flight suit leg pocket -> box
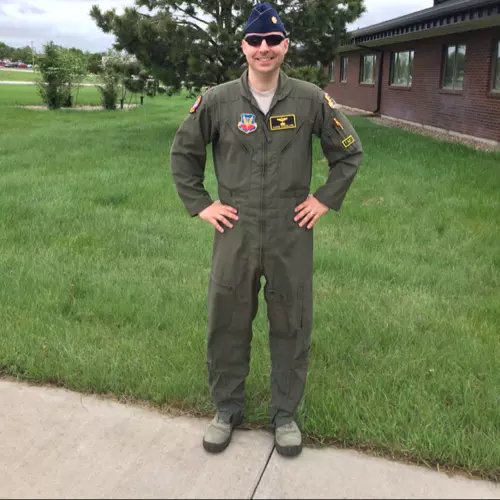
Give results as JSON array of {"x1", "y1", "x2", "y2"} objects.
[
  {"x1": 265, "y1": 287, "x2": 291, "y2": 338},
  {"x1": 208, "y1": 278, "x2": 236, "y2": 332},
  {"x1": 209, "y1": 252, "x2": 252, "y2": 334}
]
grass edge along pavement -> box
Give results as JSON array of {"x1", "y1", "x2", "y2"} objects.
[
  {"x1": 1, "y1": 92, "x2": 499, "y2": 483},
  {"x1": 0, "y1": 373, "x2": 495, "y2": 485}
]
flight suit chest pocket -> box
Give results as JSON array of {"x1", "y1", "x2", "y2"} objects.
[
  {"x1": 213, "y1": 120, "x2": 255, "y2": 193},
  {"x1": 274, "y1": 118, "x2": 312, "y2": 194}
]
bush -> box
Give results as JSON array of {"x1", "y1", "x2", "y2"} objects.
[
  {"x1": 283, "y1": 64, "x2": 330, "y2": 90},
  {"x1": 35, "y1": 42, "x2": 70, "y2": 110},
  {"x1": 35, "y1": 41, "x2": 88, "y2": 109},
  {"x1": 96, "y1": 49, "x2": 129, "y2": 110},
  {"x1": 97, "y1": 83, "x2": 119, "y2": 110}
]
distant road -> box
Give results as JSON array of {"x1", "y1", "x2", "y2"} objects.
[{"x1": 0, "y1": 68, "x2": 34, "y2": 72}]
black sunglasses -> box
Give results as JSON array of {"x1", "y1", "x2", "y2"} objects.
[{"x1": 244, "y1": 34, "x2": 285, "y2": 47}]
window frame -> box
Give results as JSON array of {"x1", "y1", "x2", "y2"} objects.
[
  {"x1": 360, "y1": 54, "x2": 376, "y2": 85},
  {"x1": 442, "y1": 43, "x2": 466, "y2": 91},
  {"x1": 390, "y1": 50, "x2": 414, "y2": 87},
  {"x1": 340, "y1": 56, "x2": 348, "y2": 83},
  {"x1": 492, "y1": 40, "x2": 500, "y2": 92},
  {"x1": 329, "y1": 60, "x2": 335, "y2": 83}
]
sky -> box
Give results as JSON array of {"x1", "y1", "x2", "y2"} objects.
[{"x1": 0, "y1": 0, "x2": 432, "y2": 53}]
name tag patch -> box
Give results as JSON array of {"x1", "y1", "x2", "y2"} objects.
[{"x1": 270, "y1": 114, "x2": 296, "y2": 131}]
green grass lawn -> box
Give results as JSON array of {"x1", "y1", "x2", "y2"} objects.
[
  {"x1": 0, "y1": 69, "x2": 100, "y2": 84},
  {"x1": 0, "y1": 83, "x2": 143, "y2": 107},
  {"x1": 1, "y1": 85, "x2": 500, "y2": 480}
]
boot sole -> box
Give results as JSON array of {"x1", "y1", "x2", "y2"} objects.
[
  {"x1": 275, "y1": 442, "x2": 303, "y2": 457},
  {"x1": 203, "y1": 438, "x2": 231, "y2": 454},
  {"x1": 203, "y1": 415, "x2": 243, "y2": 454}
]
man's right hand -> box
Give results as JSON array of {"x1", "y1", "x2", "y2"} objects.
[{"x1": 199, "y1": 201, "x2": 238, "y2": 233}]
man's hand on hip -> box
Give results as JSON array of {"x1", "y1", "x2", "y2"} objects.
[
  {"x1": 199, "y1": 201, "x2": 238, "y2": 233},
  {"x1": 294, "y1": 195, "x2": 329, "y2": 229}
]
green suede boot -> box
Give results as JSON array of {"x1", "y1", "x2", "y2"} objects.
[
  {"x1": 275, "y1": 421, "x2": 303, "y2": 457},
  {"x1": 203, "y1": 412, "x2": 243, "y2": 453}
]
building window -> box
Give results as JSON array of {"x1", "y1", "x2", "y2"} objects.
[
  {"x1": 443, "y1": 44, "x2": 466, "y2": 90},
  {"x1": 493, "y1": 41, "x2": 500, "y2": 91},
  {"x1": 360, "y1": 54, "x2": 376, "y2": 84},
  {"x1": 329, "y1": 60, "x2": 335, "y2": 82},
  {"x1": 390, "y1": 50, "x2": 414, "y2": 87},
  {"x1": 340, "y1": 56, "x2": 348, "y2": 82}
]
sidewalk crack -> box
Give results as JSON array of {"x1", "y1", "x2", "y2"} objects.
[{"x1": 250, "y1": 444, "x2": 275, "y2": 499}]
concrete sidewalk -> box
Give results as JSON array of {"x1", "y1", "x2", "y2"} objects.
[{"x1": 1, "y1": 379, "x2": 499, "y2": 499}]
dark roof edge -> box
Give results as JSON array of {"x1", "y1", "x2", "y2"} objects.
[{"x1": 347, "y1": 0, "x2": 499, "y2": 38}]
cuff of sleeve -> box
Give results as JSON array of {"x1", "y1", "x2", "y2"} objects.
[
  {"x1": 313, "y1": 188, "x2": 342, "y2": 212},
  {"x1": 188, "y1": 196, "x2": 213, "y2": 217}
]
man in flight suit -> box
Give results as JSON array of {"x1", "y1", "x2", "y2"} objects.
[{"x1": 170, "y1": 2, "x2": 363, "y2": 457}]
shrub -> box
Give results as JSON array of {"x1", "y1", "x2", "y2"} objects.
[
  {"x1": 35, "y1": 41, "x2": 88, "y2": 109},
  {"x1": 35, "y1": 42, "x2": 70, "y2": 110},
  {"x1": 284, "y1": 64, "x2": 330, "y2": 89}
]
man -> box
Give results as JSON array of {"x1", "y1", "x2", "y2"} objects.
[{"x1": 170, "y1": 2, "x2": 363, "y2": 457}]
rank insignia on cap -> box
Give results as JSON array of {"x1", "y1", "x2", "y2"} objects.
[
  {"x1": 324, "y1": 93, "x2": 337, "y2": 109},
  {"x1": 270, "y1": 114, "x2": 296, "y2": 131},
  {"x1": 190, "y1": 95, "x2": 202, "y2": 113},
  {"x1": 238, "y1": 113, "x2": 258, "y2": 134},
  {"x1": 342, "y1": 135, "x2": 355, "y2": 148},
  {"x1": 272, "y1": 16, "x2": 277, "y2": 23}
]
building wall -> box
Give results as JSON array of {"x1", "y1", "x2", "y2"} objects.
[{"x1": 326, "y1": 27, "x2": 500, "y2": 142}]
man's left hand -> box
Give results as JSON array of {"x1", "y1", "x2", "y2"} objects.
[{"x1": 294, "y1": 195, "x2": 329, "y2": 229}]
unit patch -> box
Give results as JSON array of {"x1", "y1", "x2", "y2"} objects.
[
  {"x1": 269, "y1": 114, "x2": 296, "y2": 131},
  {"x1": 324, "y1": 93, "x2": 337, "y2": 109},
  {"x1": 190, "y1": 95, "x2": 202, "y2": 113},
  {"x1": 238, "y1": 113, "x2": 258, "y2": 134},
  {"x1": 342, "y1": 135, "x2": 356, "y2": 148}
]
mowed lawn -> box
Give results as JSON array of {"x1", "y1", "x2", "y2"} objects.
[
  {"x1": 0, "y1": 68, "x2": 100, "y2": 84},
  {"x1": 0, "y1": 83, "x2": 107, "y2": 107},
  {"x1": 1, "y1": 84, "x2": 500, "y2": 480}
]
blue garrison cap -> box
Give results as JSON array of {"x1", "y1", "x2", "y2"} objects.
[{"x1": 244, "y1": 2, "x2": 287, "y2": 36}]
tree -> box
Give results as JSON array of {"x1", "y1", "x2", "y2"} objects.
[
  {"x1": 61, "y1": 49, "x2": 89, "y2": 106},
  {"x1": 86, "y1": 52, "x2": 105, "y2": 74},
  {"x1": 96, "y1": 49, "x2": 150, "y2": 109},
  {"x1": 0, "y1": 42, "x2": 11, "y2": 60},
  {"x1": 0, "y1": 42, "x2": 33, "y2": 63},
  {"x1": 90, "y1": 0, "x2": 365, "y2": 89},
  {"x1": 35, "y1": 42, "x2": 72, "y2": 109},
  {"x1": 35, "y1": 41, "x2": 89, "y2": 109}
]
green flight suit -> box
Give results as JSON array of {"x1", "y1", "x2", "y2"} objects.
[{"x1": 170, "y1": 69, "x2": 363, "y2": 427}]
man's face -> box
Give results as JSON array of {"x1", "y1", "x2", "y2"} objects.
[{"x1": 242, "y1": 32, "x2": 289, "y2": 74}]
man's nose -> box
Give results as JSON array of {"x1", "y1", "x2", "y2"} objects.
[{"x1": 259, "y1": 39, "x2": 269, "y2": 50}]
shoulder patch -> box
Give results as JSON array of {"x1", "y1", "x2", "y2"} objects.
[
  {"x1": 342, "y1": 135, "x2": 356, "y2": 148},
  {"x1": 324, "y1": 93, "x2": 337, "y2": 109},
  {"x1": 190, "y1": 95, "x2": 202, "y2": 114}
]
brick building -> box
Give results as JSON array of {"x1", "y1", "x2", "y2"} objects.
[{"x1": 326, "y1": 0, "x2": 500, "y2": 143}]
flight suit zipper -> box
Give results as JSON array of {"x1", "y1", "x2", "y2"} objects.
[{"x1": 260, "y1": 127, "x2": 266, "y2": 272}]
